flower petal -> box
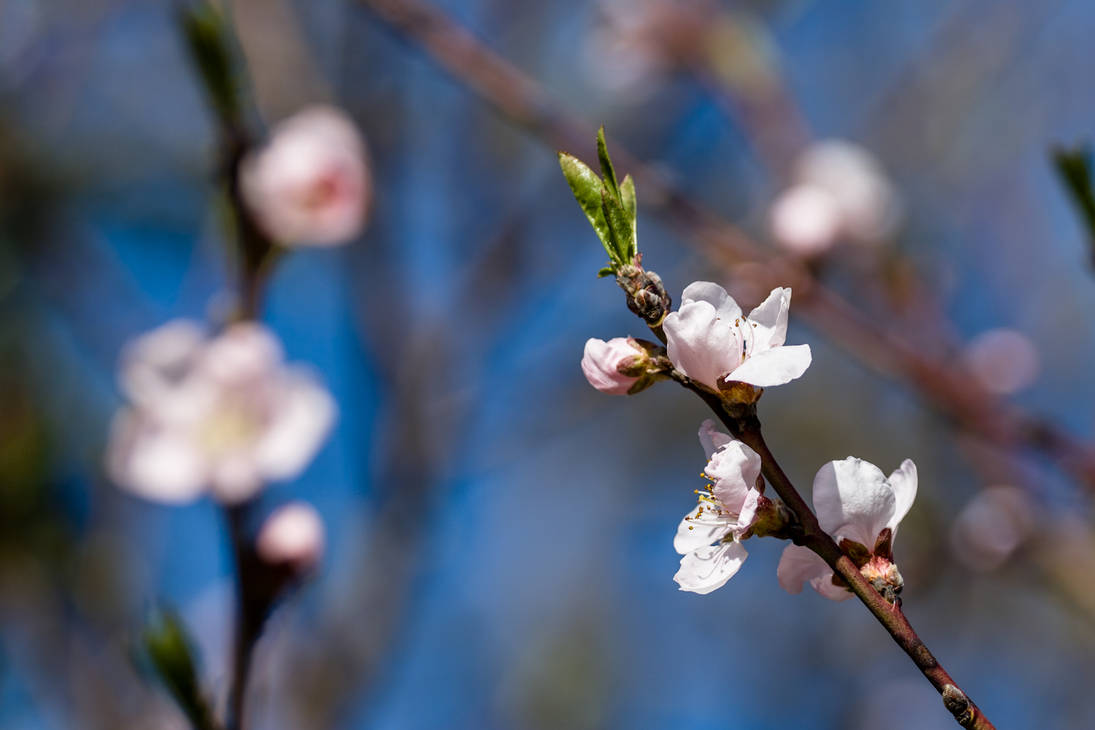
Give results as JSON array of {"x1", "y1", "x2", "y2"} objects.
[
  {"x1": 812, "y1": 457, "x2": 894, "y2": 548},
  {"x1": 707, "y1": 440, "x2": 762, "y2": 512},
  {"x1": 746, "y1": 287, "x2": 791, "y2": 350},
  {"x1": 776, "y1": 544, "x2": 830, "y2": 594},
  {"x1": 581, "y1": 338, "x2": 640, "y2": 395},
  {"x1": 664, "y1": 300, "x2": 739, "y2": 390},
  {"x1": 886, "y1": 459, "x2": 918, "y2": 536},
  {"x1": 811, "y1": 574, "x2": 855, "y2": 602},
  {"x1": 697, "y1": 419, "x2": 733, "y2": 460},
  {"x1": 736, "y1": 488, "x2": 761, "y2": 535},
  {"x1": 674, "y1": 541, "x2": 748, "y2": 595},
  {"x1": 680, "y1": 281, "x2": 742, "y2": 321},
  {"x1": 256, "y1": 371, "x2": 337, "y2": 482},
  {"x1": 107, "y1": 412, "x2": 207, "y2": 504},
  {"x1": 673, "y1": 505, "x2": 733, "y2": 554},
  {"x1": 726, "y1": 344, "x2": 812, "y2": 387}
]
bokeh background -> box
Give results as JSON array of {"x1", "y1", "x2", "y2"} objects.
[{"x1": 3, "y1": 0, "x2": 1095, "y2": 728}]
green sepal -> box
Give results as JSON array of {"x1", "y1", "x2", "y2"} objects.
[{"x1": 597, "y1": 266, "x2": 615, "y2": 278}]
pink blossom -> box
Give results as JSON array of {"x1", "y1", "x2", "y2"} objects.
[
  {"x1": 581, "y1": 337, "x2": 645, "y2": 395},
  {"x1": 241, "y1": 105, "x2": 371, "y2": 246},
  {"x1": 673, "y1": 420, "x2": 763, "y2": 594},
  {"x1": 257, "y1": 501, "x2": 325, "y2": 573},
  {"x1": 793, "y1": 140, "x2": 900, "y2": 243},
  {"x1": 777, "y1": 457, "x2": 917, "y2": 601},
  {"x1": 962, "y1": 328, "x2": 1040, "y2": 396},
  {"x1": 662, "y1": 282, "x2": 811, "y2": 391},
  {"x1": 107, "y1": 320, "x2": 336, "y2": 504},
  {"x1": 769, "y1": 184, "x2": 843, "y2": 255}
]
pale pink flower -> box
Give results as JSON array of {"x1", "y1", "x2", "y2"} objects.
[
  {"x1": 778, "y1": 457, "x2": 917, "y2": 601},
  {"x1": 950, "y1": 486, "x2": 1036, "y2": 572},
  {"x1": 241, "y1": 105, "x2": 370, "y2": 246},
  {"x1": 107, "y1": 320, "x2": 336, "y2": 504},
  {"x1": 257, "y1": 501, "x2": 325, "y2": 573},
  {"x1": 791, "y1": 140, "x2": 900, "y2": 244},
  {"x1": 673, "y1": 420, "x2": 763, "y2": 594},
  {"x1": 962, "y1": 329, "x2": 1040, "y2": 396},
  {"x1": 769, "y1": 184, "x2": 843, "y2": 255},
  {"x1": 662, "y1": 282, "x2": 811, "y2": 391},
  {"x1": 580, "y1": 337, "x2": 647, "y2": 395}
]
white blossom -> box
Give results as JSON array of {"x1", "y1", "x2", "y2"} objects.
[
  {"x1": 662, "y1": 282, "x2": 811, "y2": 391},
  {"x1": 580, "y1": 337, "x2": 645, "y2": 394},
  {"x1": 107, "y1": 320, "x2": 335, "y2": 504},
  {"x1": 673, "y1": 420, "x2": 763, "y2": 594},
  {"x1": 777, "y1": 457, "x2": 917, "y2": 601}
]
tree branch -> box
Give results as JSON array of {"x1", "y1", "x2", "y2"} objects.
[{"x1": 354, "y1": 0, "x2": 1095, "y2": 495}]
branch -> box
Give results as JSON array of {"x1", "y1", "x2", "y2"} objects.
[
  {"x1": 354, "y1": 0, "x2": 1095, "y2": 494},
  {"x1": 680, "y1": 381, "x2": 994, "y2": 729}
]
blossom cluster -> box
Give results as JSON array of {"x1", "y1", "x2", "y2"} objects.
[{"x1": 582, "y1": 279, "x2": 918, "y2": 600}]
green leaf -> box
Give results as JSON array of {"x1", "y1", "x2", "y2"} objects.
[
  {"x1": 179, "y1": 2, "x2": 241, "y2": 127},
  {"x1": 1053, "y1": 144, "x2": 1095, "y2": 266},
  {"x1": 559, "y1": 152, "x2": 617, "y2": 263},
  {"x1": 619, "y1": 174, "x2": 637, "y2": 255},
  {"x1": 597, "y1": 266, "x2": 615, "y2": 277},
  {"x1": 601, "y1": 190, "x2": 634, "y2": 264},
  {"x1": 596, "y1": 127, "x2": 620, "y2": 199},
  {"x1": 141, "y1": 609, "x2": 218, "y2": 730}
]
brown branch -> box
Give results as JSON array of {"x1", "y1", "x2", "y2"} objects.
[
  {"x1": 681, "y1": 382, "x2": 994, "y2": 729},
  {"x1": 354, "y1": 0, "x2": 1095, "y2": 494}
]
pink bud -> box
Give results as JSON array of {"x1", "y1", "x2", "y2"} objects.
[
  {"x1": 580, "y1": 337, "x2": 644, "y2": 395},
  {"x1": 962, "y1": 328, "x2": 1039, "y2": 395},
  {"x1": 256, "y1": 501, "x2": 325, "y2": 573},
  {"x1": 240, "y1": 105, "x2": 371, "y2": 246},
  {"x1": 769, "y1": 184, "x2": 842, "y2": 255}
]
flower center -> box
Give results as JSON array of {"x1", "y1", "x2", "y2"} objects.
[{"x1": 197, "y1": 399, "x2": 265, "y2": 457}]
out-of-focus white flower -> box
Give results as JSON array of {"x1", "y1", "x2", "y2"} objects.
[
  {"x1": 107, "y1": 320, "x2": 336, "y2": 504},
  {"x1": 768, "y1": 184, "x2": 843, "y2": 256},
  {"x1": 770, "y1": 139, "x2": 900, "y2": 253},
  {"x1": 778, "y1": 457, "x2": 917, "y2": 601},
  {"x1": 962, "y1": 328, "x2": 1040, "y2": 396},
  {"x1": 674, "y1": 420, "x2": 763, "y2": 594},
  {"x1": 256, "y1": 501, "x2": 325, "y2": 573},
  {"x1": 241, "y1": 105, "x2": 370, "y2": 246},
  {"x1": 950, "y1": 486, "x2": 1036, "y2": 572},
  {"x1": 580, "y1": 337, "x2": 646, "y2": 395},
  {"x1": 663, "y1": 282, "x2": 811, "y2": 392}
]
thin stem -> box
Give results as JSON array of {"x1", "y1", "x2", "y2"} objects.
[
  {"x1": 686, "y1": 385, "x2": 995, "y2": 729},
  {"x1": 224, "y1": 504, "x2": 256, "y2": 730}
]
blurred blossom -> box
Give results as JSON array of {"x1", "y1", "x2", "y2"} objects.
[
  {"x1": 257, "y1": 501, "x2": 325, "y2": 573},
  {"x1": 950, "y1": 486, "x2": 1037, "y2": 572},
  {"x1": 768, "y1": 184, "x2": 843, "y2": 255},
  {"x1": 580, "y1": 337, "x2": 643, "y2": 395},
  {"x1": 673, "y1": 420, "x2": 762, "y2": 594},
  {"x1": 663, "y1": 282, "x2": 811, "y2": 391},
  {"x1": 771, "y1": 139, "x2": 901, "y2": 251},
  {"x1": 585, "y1": 0, "x2": 712, "y2": 98},
  {"x1": 241, "y1": 105, "x2": 371, "y2": 246},
  {"x1": 779, "y1": 458, "x2": 917, "y2": 601},
  {"x1": 962, "y1": 328, "x2": 1040, "y2": 395},
  {"x1": 107, "y1": 320, "x2": 335, "y2": 504}
]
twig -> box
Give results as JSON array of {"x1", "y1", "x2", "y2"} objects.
[
  {"x1": 354, "y1": 0, "x2": 1095, "y2": 494},
  {"x1": 681, "y1": 382, "x2": 994, "y2": 729}
]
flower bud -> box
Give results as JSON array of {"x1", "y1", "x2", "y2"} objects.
[
  {"x1": 256, "y1": 501, "x2": 325, "y2": 575},
  {"x1": 769, "y1": 184, "x2": 842, "y2": 255},
  {"x1": 616, "y1": 263, "x2": 671, "y2": 327},
  {"x1": 581, "y1": 337, "x2": 647, "y2": 395},
  {"x1": 240, "y1": 105, "x2": 371, "y2": 246}
]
